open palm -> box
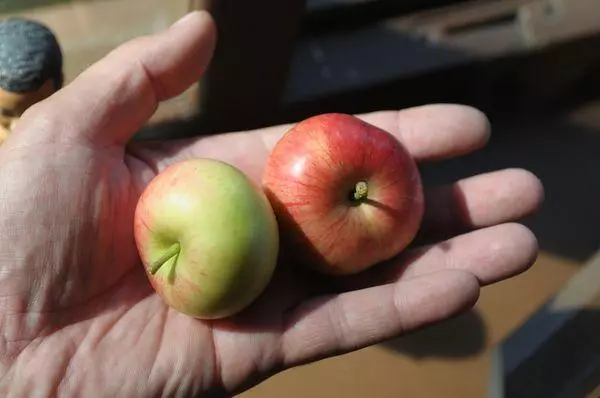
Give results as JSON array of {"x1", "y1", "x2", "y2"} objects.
[{"x1": 0, "y1": 12, "x2": 543, "y2": 397}]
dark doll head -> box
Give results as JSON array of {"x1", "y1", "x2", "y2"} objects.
[
  {"x1": 0, "y1": 17, "x2": 63, "y2": 94},
  {"x1": 0, "y1": 17, "x2": 63, "y2": 141}
]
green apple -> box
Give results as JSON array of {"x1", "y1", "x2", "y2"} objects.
[{"x1": 133, "y1": 158, "x2": 279, "y2": 319}]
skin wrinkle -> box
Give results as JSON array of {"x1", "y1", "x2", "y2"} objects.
[
  {"x1": 82, "y1": 60, "x2": 155, "y2": 148},
  {"x1": 125, "y1": 147, "x2": 163, "y2": 179},
  {"x1": 133, "y1": 55, "x2": 165, "y2": 106},
  {"x1": 7, "y1": 263, "x2": 140, "y2": 379},
  {"x1": 145, "y1": 304, "x2": 168, "y2": 392},
  {"x1": 329, "y1": 295, "x2": 353, "y2": 351},
  {"x1": 283, "y1": 296, "x2": 336, "y2": 363},
  {"x1": 0, "y1": 160, "x2": 70, "y2": 346},
  {"x1": 208, "y1": 322, "x2": 224, "y2": 395},
  {"x1": 3, "y1": 329, "x2": 64, "y2": 396},
  {"x1": 0, "y1": 148, "x2": 142, "y2": 394},
  {"x1": 391, "y1": 280, "x2": 422, "y2": 336},
  {"x1": 54, "y1": 212, "x2": 89, "y2": 312},
  {"x1": 43, "y1": 157, "x2": 90, "y2": 310},
  {"x1": 99, "y1": 309, "x2": 153, "y2": 395},
  {"x1": 166, "y1": 317, "x2": 212, "y2": 397},
  {"x1": 0, "y1": 313, "x2": 37, "y2": 365},
  {"x1": 100, "y1": 59, "x2": 159, "y2": 147},
  {"x1": 54, "y1": 333, "x2": 80, "y2": 397},
  {"x1": 122, "y1": 153, "x2": 156, "y2": 194},
  {"x1": 257, "y1": 332, "x2": 285, "y2": 382},
  {"x1": 50, "y1": 325, "x2": 103, "y2": 396},
  {"x1": 53, "y1": 292, "x2": 138, "y2": 396}
]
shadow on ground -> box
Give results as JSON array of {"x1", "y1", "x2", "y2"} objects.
[{"x1": 382, "y1": 308, "x2": 487, "y2": 358}]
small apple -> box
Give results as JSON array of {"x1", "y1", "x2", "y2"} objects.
[
  {"x1": 134, "y1": 158, "x2": 279, "y2": 319},
  {"x1": 262, "y1": 113, "x2": 424, "y2": 275}
]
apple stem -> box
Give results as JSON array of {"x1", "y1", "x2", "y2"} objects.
[
  {"x1": 353, "y1": 181, "x2": 369, "y2": 201},
  {"x1": 149, "y1": 242, "x2": 181, "y2": 275}
]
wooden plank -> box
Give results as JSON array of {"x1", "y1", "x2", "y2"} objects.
[
  {"x1": 301, "y1": 0, "x2": 473, "y2": 36},
  {"x1": 390, "y1": 0, "x2": 531, "y2": 34},
  {"x1": 489, "y1": 249, "x2": 600, "y2": 398},
  {"x1": 519, "y1": 0, "x2": 600, "y2": 48},
  {"x1": 282, "y1": 0, "x2": 600, "y2": 105},
  {"x1": 189, "y1": 0, "x2": 307, "y2": 133},
  {"x1": 282, "y1": 23, "x2": 476, "y2": 104},
  {"x1": 389, "y1": 0, "x2": 600, "y2": 51}
]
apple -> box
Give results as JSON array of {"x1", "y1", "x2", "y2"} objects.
[
  {"x1": 262, "y1": 113, "x2": 424, "y2": 275},
  {"x1": 134, "y1": 158, "x2": 279, "y2": 319}
]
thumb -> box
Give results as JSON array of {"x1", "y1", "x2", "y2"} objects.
[{"x1": 12, "y1": 11, "x2": 216, "y2": 148}]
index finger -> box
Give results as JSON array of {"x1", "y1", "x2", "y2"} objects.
[
  {"x1": 259, "y1": 104, "x2": 491, "y2": 162},
  {"x1": 134, "y1": 103, "x2": 492, "y2": 181}
]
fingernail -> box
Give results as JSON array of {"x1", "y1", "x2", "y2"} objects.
[{"x1": 171, "y1": 11, "x2": 197, "y2": 29}]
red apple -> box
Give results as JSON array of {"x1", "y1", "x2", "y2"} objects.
[{"x1": 262, "y1": 113, "x2": 424, "y2": 275}]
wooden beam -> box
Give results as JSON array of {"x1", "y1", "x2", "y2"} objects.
[
  {"x1": 189, "y1": 0, "x2": 307, "y2": 133},
  {"x1": 489, "y1": 250, "x2": 600, "y2": 397},
  {"x1": 302, "y1": 0, "x2": 473, "y2": 37},
  {"x1": 279, "y1": 0, "x2": 600, "y2": 114}
]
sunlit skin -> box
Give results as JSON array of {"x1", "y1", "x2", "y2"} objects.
[
  {"x1": 134, "y1": 158, "x2": 279, "y2": 319},
  {"x1": 0, "y1": 12, "x2": 545, "y2": 397},
  {"x1": 263, "y1": 113, "x2": 425, "y2": 275}
]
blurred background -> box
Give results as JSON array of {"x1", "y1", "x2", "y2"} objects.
[{"x1": 2, "y1": 0, "x2": 600, "y2": 397}]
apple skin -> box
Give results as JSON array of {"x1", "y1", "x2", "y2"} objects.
[
  {"x1": 262, "y1": 113, "x2": 424, "y2": 275},
  {"x1": 134, "y1": 158, "x2": 279, "y2": 319}
]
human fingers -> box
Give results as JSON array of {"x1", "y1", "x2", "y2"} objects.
[
  {"x1": 11, "y1": 11, "x2": 216, "y2": 148},
  {"x1": 416, "y1": 168, "x2": 544, "y2": 245},
  {"x1": 337, "y1": 223, "x2": 538, "y2": 292},
  {"x1": 280, "y1": 269, "x2": 479, "y2": 367},
  {"x1": 258, "y1": 103, "x2": 491, "y2": 162}
]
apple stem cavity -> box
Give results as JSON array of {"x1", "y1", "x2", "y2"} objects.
[
  {"x1": 149, "y1": 242, "x2": 181, "y2": 275},
  {"x1": 351, "y1": 181, "x2": 369, "y2": 202}
]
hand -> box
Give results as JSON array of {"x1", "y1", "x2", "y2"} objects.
[{"x1": 0, "y1": 11, "x2": 543, "y2": 397}]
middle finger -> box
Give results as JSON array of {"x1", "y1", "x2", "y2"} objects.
[
  {"x1": 335, "y1": 222, "x2": 538, "y2": 292},
  {"x1": 415, "y1": 168, "x2": 544, "y2": 246}
]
